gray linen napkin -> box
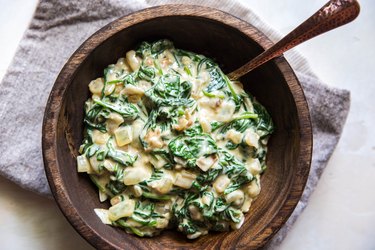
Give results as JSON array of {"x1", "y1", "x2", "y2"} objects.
[{"x1": 0, "y1": 0, "x2": 350, "y2": 248}]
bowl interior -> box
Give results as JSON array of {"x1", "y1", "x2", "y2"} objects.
[{"x1": 45, "y1": 7, "x2": 311, "y2": 249}]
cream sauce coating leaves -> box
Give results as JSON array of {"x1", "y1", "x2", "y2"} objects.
[{"x1": 78, "y1": 40, "x2": 274, "y2": 239}]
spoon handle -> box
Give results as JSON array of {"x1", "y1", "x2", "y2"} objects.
[{"x1": 228, "y1": 0, "x2": 360, "y2": 80}]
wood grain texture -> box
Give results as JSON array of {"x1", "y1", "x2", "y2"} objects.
[
  {"x1": 42, "y1": 5, "x2": 312, "y2": 250},
  {"x1": 228, "y1": 0, "x2": 360, "y2": 80}
]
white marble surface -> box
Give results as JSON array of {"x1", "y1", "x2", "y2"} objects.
[{"x1": 0, "y1": 0, "x2": 374, "y2": 249}]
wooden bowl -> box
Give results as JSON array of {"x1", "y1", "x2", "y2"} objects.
[{"x1": 42, "y1": 5, "x2": 312, "y2": 249}]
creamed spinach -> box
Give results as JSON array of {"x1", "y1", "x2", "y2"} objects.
[{"x1": 77, "y1": 40, "x2": 274, "y2": 239}]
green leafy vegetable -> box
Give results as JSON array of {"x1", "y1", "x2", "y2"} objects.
[
  {"x1": 253, "y1": 102, "x2": 274, "y2": 138},
  {"x1": 107, "y1": 139, "x2": 137, "y2": 166},
  {"x1": 168, "y1": 134, "x2": 217, "y2": 167},
  {"x1": 78, "y1": 39, "x2": 274, "y2": 239},
  {"x1": 142, "y1": 192, "x2": 171, "y2": 201},
  {"x1": 94, "y1": 98, "x2": 139, "y2": 120},
  {"x1": 84, "y1": 102, "x2": 110, "y2": 132},
  {"x1": 137, "y1": 65, "x2": 156, "y2": 81}
]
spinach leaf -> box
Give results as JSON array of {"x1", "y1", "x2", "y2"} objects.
[
  {"x1": 140, "y1": 73, "x2": 195, "y2": 148},
  {"x1": 83, "y1": 119, "x2": 107, "y2": 133},
  {"x1": 220, "y1": 150, "x2": 246, "y2": 177},
  {"x1": 150, "y1": 149, "x2": 174, "y2": 169},
  {"x1": 94, "y1": 97, "x2": 139, "y2": 120},
  {"x1": 214, "y1": 200, "x2": 243, "y2": 224},
  {"x1": 136, "y1": 39, "x2": 174, "y2": 58},
  {"x1": 225, "y1": 141, "x2": 240, "y2": 150},
  {"x1": 147, "y1": 169, "x2": 164, "y2": 182},
  {"x1": 107, "y1": 150, "x2": 136, "y2": 166},
  {"x1": 139, "y1": 107, "x2": 179, "y2": 150},
  {"x1": 223, "y1": 118, "x2": 252, "y2": 133},
  {"x1": 172, "y1": 193, "x2": 203, "y2": 234},
  {"x1": 184, "y1": 123, "x2": 203, "y2": 137},
  {"x1": 156, "y1": 74, "x2": 190, "y2": 99},
  {"x1": 137, "y1": 65, "x2": 156, "y2": 82},
  {"x1": 210, "y1": 121, "x2": 224, "y2": 132},
  {"x1": 225, "y1": 207, "x2": 243, "y2": 223},
  {"x1": 123, "y1": 72, "x2": 137, "y2": 85},
  {"x1": 84, "y1": 102, "x2": 110, "y2": 132},
  {"x1": 151, "y1": 39, "x2": 174, "y2": 55},
  {"x1": 198, "y1": 57, "x2": 238, "y2": 103},
  {"x1": 168, "y1": 134, "x2": 217, "y2": 162},
  {"x1": 115, "y1": 219, "x2": 145, "y2": 237},
  {"x1": 113, "y1": 164, "x2": 125, "y2": 180},
  {"x1": 218, "y1": 150, "x2": 253, "y2": 194},
  {"x1": 178, "y1": 219, "x2": 199, "y2": 235},
  {"x1": 79, "y1": 128, "x2": 94, "y2": 155},
  {"x1": 205, "y1": 67, "x2": 226, "y2": 93},
  {"x1": 144, "y1": 73, "x2": 194, "y2": 108},
  {"x1": 129, "y1": 200, "x2": 161, "y2": 226},
  {"x1": 197, "y1": 57, "x2": 215, "y2": 73},
  {"x1": 175, "y1": 49, "x2": 202, "y2": 62},
  {"x1": 219, "y1": 112, "x2": 257, "y2": 134},
  {"x1": 96, "y1": 148, "x2": 108, "y2": 161},
  {"x1": 200, "y1": 191, "x2": 215, "y2": 218},
  {"x1": 135, "y1": 41, "x2": 152, "y2": 58},
  {"x1": 107, "y1": 139, "x2": 137, "y2": 166},
  {"x1": 106, "y1": 179, "x2": 126, "y2": 195},
  {"x1": 196, "y1": 165, "x2": 222, "y2": 184},
  {"x1": 86, "y1": 144, "x2": 100, "y2": 158},
  {"x1": 142, "y1": 192, "x2": 171, "y2": 201},
  {"x1": 214, "y1": 197, "x2": 230, "y2": 213},
  {"x1": 253, "y1": 102, "x2": 274, "y2": 138}
]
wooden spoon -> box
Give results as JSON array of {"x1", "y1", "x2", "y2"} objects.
[{"x1": 228, "y1": 0, "x2": 360, "y2": 80}]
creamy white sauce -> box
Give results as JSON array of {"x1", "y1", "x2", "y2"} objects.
[{"x1": 77, "y1": 40, "x2": 273, "y2": 239}]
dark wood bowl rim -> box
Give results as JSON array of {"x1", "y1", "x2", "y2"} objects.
[{"x1": 42, "y1": 4, "x2": 312, "y2": 249}]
